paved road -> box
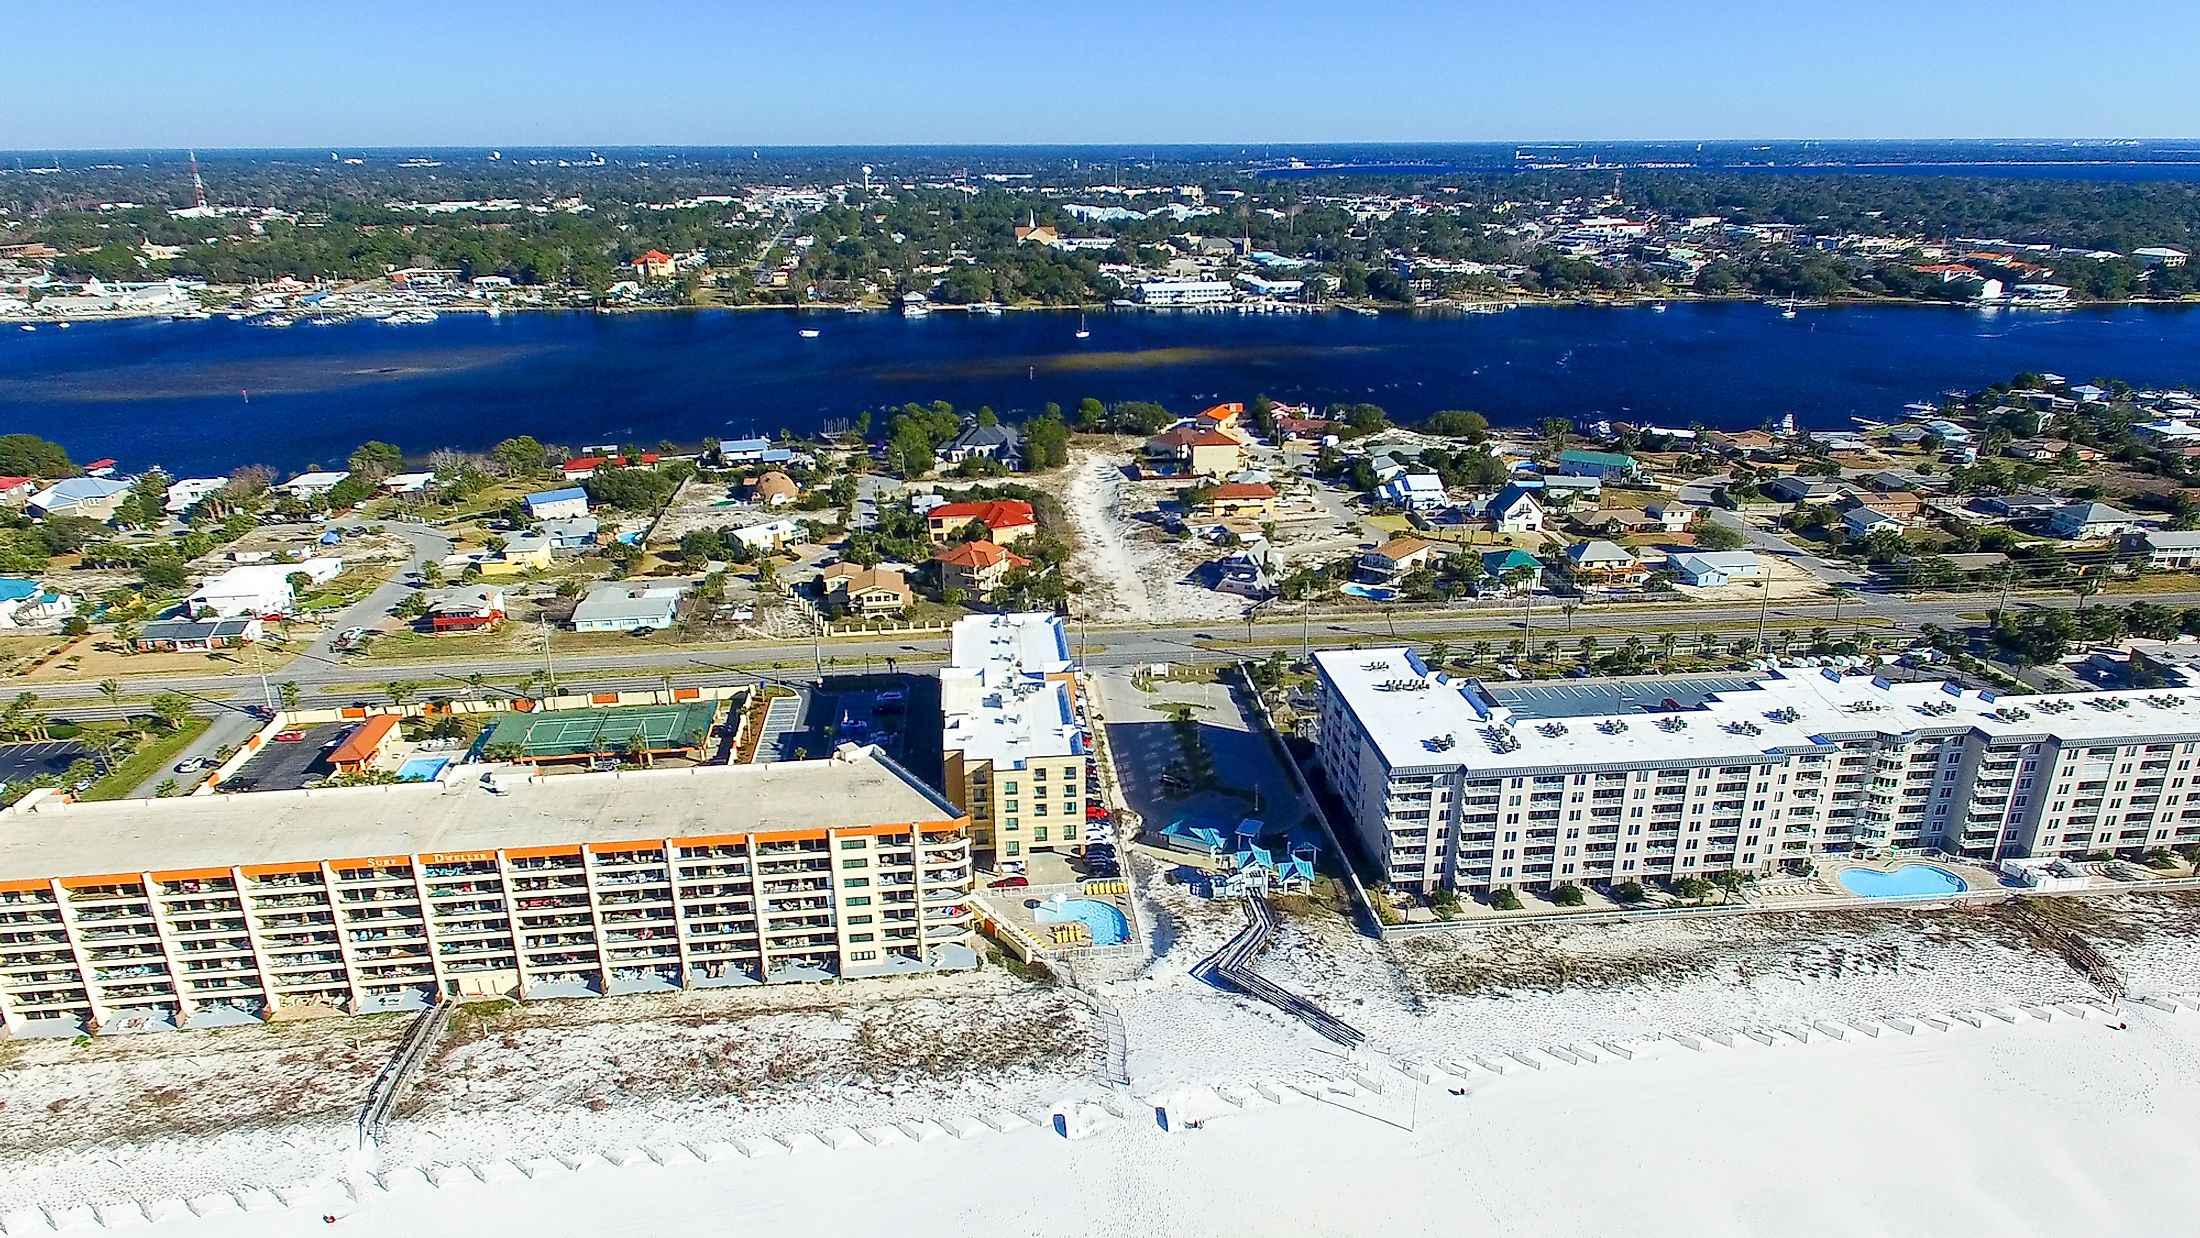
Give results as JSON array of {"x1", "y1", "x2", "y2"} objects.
[
  {"x1": 15, "y1": 586, "x2": 2199, "y2": 722},
  {"x1": 296, "y1": 521, "x2": 454, "y2": 666}
]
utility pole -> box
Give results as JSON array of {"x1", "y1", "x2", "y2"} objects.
[
  {"x1": 1755, "y1": 581, "x2": 1771, "y2": 653},
  {"x1": 539, "y1": 614, "x2": 560, "y2": 698},
  {"x1": 249, "y1": 640, "x2": 276, "y2": 714}
]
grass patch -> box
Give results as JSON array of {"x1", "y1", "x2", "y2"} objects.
[{"x1": 80, "y1": 717, "x2": 210, "y2": 802}]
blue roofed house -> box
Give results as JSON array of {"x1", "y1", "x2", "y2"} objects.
[
  {"x1": 1556, "y1": 449, "x2": 1641, "y2": 480},
  {"x1": 0, "y1": 579, "x2": 76, "y2": 628},
  {"x1": 1474, "y1": 484, "x2": 1545, "y2": 534},
  {"x1": 29, "y1": 476, "x2": 131, "y2": 521},
  {"x1": 718, "y1": 436, "x2": 793, "y2": 465},
  {"x1": 937, "y1": 421, "x2": 1025, "y2": 470},
  {"x1": 524, "y1": 487, "x2": 591, "y2": 521}
]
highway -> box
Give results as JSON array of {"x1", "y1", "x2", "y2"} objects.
[{"x1": 20, "y1": 586, "x2": 2189, "y2": 715}]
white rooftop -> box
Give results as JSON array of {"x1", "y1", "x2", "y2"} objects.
[
  {"x1": 941, "y1": 613, "x2": 1082, "y2": 769},
  {"x1": 1315, "y1": 649, "x2": 2200, "y2": 774},
  {"x1": 0, "y1": 745, "x2": 956, "y2": 883}
]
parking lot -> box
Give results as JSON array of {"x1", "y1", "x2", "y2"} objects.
[
  {"x1": 0, "y1": 740, "x2": 90, "y2": 787},
  {"x1": 224, "y1": 722, "x2": 352, "y2": 791}
]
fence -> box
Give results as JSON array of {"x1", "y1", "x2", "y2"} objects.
[{"x1": 1231, "y1": 660, "x2": 1386, "y2": 940}]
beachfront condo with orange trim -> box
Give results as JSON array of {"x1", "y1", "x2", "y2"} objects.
[{"x1": 0, "y1": 745, "x2": 974, "y2": 1037}]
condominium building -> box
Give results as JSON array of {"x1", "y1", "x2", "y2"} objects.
[
  {"x1": 939, "y1": 613, "x2": 1088, "y2": 860},
  {"x1": 0, "y1": 745, "x2": 974, "y2": 1037},
  {"x1": 1314, "y1": 649, "x2": 2200, "y2": 894}
]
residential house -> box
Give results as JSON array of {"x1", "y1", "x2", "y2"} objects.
[
  {"x1": 187, "y1": 558, "x2": 343, "y2": 618},
  {"x1": 280, "y1": 471, "x2": 351, "y2": 501},
  {"x1": 1838, "y1": 491, "x2": 1923, "y2": 522},
  {"x1": 1556, "y1": 449, "x2": 1640, "y2": 480},
  {"x1": 561, "y1": 452, "x2": 661, "y2": 482},
  {"x1": 933, "y1": 540, "x2": 1029, "y2": 600},
  {"x1": 134, "y1": 616, "x2": 263, "y2": 652},
  {"x1": 1564, "y1": 540, "x2": 1646, "y2": 588},
  {"x1": 2135, "y1": 531, "x2": 2200, "y2": 571},
  {"x1": 1981, "y1": 494, "x2": 2066, "y2": 520},
  {"x1": 542, "y1": 516, "x2": 600, "y2": 549},
  {"x1": 1843, "y1": 507, "x2": 1907, "y2": 539},
  {"x1": 381, "y1": 471, "x2": 437, "y2": 496},
  {"x1": 821, "y1": 564, "x2": 914, "y2": 616},
  {"x1": 1644, "y1": 501, "x2": 1693, "y2": 533},
  {"x1": 0, "y1": 477, "x2": 35, "y2": 508},
  {"x1": 570, "y1": 583, "x2": 685, "y2": 632},
  {"x1": 163, "y1": 478, "x2": 227, "y2": 515},
  {"x1": 1579, "y1": 507, "x2": 1656, "y2": 536},
  {"x1": 1376, "y1": 467, "x2": 1447, "y2": 512},
  {"x1": 2004, "y1": 439, "x2": 2103, "y2": 464},
  {"x1": 631, "y1": 250, "x2": 676, "y2": 279},
  {"x1": 1766, "y1": 475, "x2": 1842, "y2": 505},
  {"x1": 1477, "y1": 485, "x2": 1545, "y2": 534},
  {"x1": 0, "y1": 580, "x2": 75, "y2": 628},
  {"x1": 1273, "y1": 414, "x2": 1340, "y2": 442},
  {"x1": 1480, "y1": 549, "x2": 1543, "y2": 590},
  {"x1": 479, "y1": 530, "x2": 555, "y2": 577},
  {"x1": 1194, "y1": 403, "x2": 1247, "y2": 439},
  {"x1": 2045, "y1": 501, "x2": 2138, "y2": 540},
  {"x1": 748, "y1": 471, "x2": 799, "y2": 507},
  {"x1": 729, "y1": 518, "x2": 801, "y2": 555},
  {"x1": 1666, "y1": 551, "x2": 1764, "y2": 587},
  {"x1": 926, "y1": 499, "x2": 1036, "y2": 545},
  {"x1": 1192, "y1": 482, "x2": 1276, "y2": 521},
  {"x1": 1532, "y1": 473, "x2": 1603, "y2": 506},
  {"x1": 524, "y1": 487, "x2": 591, "y2": 521},
  {"x1": 1360, "y1": 536, "x2": 1438, "y2": 578},
  {"x1": 937, "y1": 422, "x2": 1025, "y2": 470},
  {"x1": 1210, "y1": 545, "x2": 1273, "y2": 599},
  {"x1": 1142, "y1": 426, "x2": 1245, "y2": 477},
  {"x1": 28, "y1": 477, "x2": 130, "y2": 521},
  {"x1": 718, "y1": 437, "x2": 793, "y2": 465},
  {"x1": 424, "y1": 586, "x2": 507, "y2": 632}
]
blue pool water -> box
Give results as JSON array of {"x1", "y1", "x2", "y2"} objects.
[
  {"x1": 1036, "y1": 897, "x2": 1130, "y2": 946},
  {"x1": 1341, "y1": 584, "x2": 1397, "y2": 601},
  {"x1": 1837, "y1": 864, "x2": 1968, "y2": 899},
  {"x1": 396, "y1": 757, "x2": 450, "y2": 783}
]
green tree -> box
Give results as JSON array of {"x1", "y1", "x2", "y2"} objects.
[{"x1": 150, "y1": 693, "x2": 193, "y2": 732}]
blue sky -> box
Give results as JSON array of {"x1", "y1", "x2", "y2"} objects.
[{"x1": 7, "y1": 0, "x2": 2197, "y2": 149}]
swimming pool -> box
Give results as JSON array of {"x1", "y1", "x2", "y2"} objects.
[
  {"x1": 1035, "y1": 896, "x2": 1130, "y2": 946},
  {"x1": 395, "y1": 756, "x2": 450, "y2": 783},
  {"x1": 1837, "y1": 864, "x2": 1968, "y2": 899},
  {"x1": 1341, "y1": 584, "x2": 1397, "y2": 602}
]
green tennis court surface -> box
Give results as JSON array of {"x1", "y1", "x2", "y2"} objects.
[{"x1": 482, "y1": 702, "x2": 718, "y2": 759}]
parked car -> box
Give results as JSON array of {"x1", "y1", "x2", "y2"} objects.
[
  {"x1": 1085, "y1": 804, "x2": 1111, "y2": 820},
  {"x1": 173, "y1": 757, "x2": 213, "y2": 773},
  {"x1": 1085, "y1": 861, "x2": 1121, "y2": 879},
  {"x1": 987, "y1": 876, "x2": 1029, "y2": 889},
  {"x1": 272, "y1": 730, "x2": 306, "y2": 743},
  {"x1": 221, "y1": 778, "x2": 259, "y2": 793}
]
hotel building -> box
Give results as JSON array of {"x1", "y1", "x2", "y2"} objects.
[
  {"x1": 939, "y1": 613, "x2": 1088, "y2": 860},
  {"x1": 1314, "y1": 649, "x2": 2200, "y2": 894},
  {"x1": 0, "y1": 746, "x2": 974, "y2": 1037}
]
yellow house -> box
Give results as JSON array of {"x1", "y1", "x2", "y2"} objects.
[
  {"x1": 1192, "y1": 481, "x2": 1276, "y2": 521},
  {"x1": 478, "y1": 530, "x2": 556, "y2": 577}
]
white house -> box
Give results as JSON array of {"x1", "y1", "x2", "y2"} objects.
[
  {"x1": 381, "y1": 471, "x2": 438, "y2": 495},
  {"x1": 524, "y1": 487, "x2": 591, "y2": 521},
  {"x1": 162, "y1": 478, "x2": 228, "y2": 515},
  {"x1": 187, "y1": 558, "x2": 344, "y2": 618},
  {"x1": 1644, "y1": 501, "x2": 1694, "y2": 533},
  {"x1": 1376, "y1": 467, "x2": 1447, "y2": 512},
  {"x1": 2045, "y1": 501, "x2": 2137, "y2": 540},
  {"x1": 1477, "y1": 486, "x2": 1545, "y2": 534},
  {"x1": 1666, "y1": 551, "x2": 1764, "y2": 587},
  {"x1": 280, "y1": 471, "x2": 351, "y2": 500},
  {"x1": 571, "y1": 583, "x2": 685, "y2": 633},
  {"x1": 2137, "y1": 531, "x2": 2200, "y2": 570},
  {"x1": 1843, "y1": 507, "x2": 1906, "y2": 539},
  {"x1": 0, "y1": 580, "x2": 75, "y2": 628}
]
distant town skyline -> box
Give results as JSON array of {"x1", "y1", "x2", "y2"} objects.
[{"x1": 6, "y1": 0, "x2": 2199, "y2": 150}]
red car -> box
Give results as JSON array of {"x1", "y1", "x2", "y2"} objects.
[
  {"x1": 988, "y1": 876, "x2": 1029, "y2": 889},
  {"x1": 272, "y1": 730, "x2": 307, "y2": 743},
  {"x1": 1085, "y1": 804, "x2": 1111, "y2": 820}
]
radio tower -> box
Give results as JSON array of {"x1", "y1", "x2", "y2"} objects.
[{"x1": 189, "y1": 150, "x2": 209, "y2": 212}]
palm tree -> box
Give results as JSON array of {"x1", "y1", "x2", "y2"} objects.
[
  {"x1": 279, "y1": 681, "x2": 302, "y2": 712},
  {"x1": 1579, "y1": 635, "x2": 1600, "y2": 664},
  {"x1": 2072, "y1": 577, "x2": 2100, "y2": 613},
  {"x1": 1831, "y1": 587, "x2": 1855, "y2": 625},
  {"x1": 1426, "y1": 639, "x2": 1451, "y2": 669},
  {"x1": 1659, "y1": 632, "x2": 1679, "y2": 669},
  {"x1": 97, "y1": 679, "x2": 122, "y2": 711},
  {"x1": 385, "y1": 680, "x2": 420, "y2": 708},
  {"x1": 151, "y1": 694, "x2": 192, "y2": 732},
  {"x1": 1471, "y1": 640, "x2": 1493, "y2": 665},
  {"x1": 622, "y1": 733, "x2": 653, "y2": 769},
  {"x1": 1561, "y1": 601, "x2": 1579, "y2": 632}
]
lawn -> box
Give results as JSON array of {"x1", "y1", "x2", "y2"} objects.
[{"x1": 79, "y1": 717, "x2": 211, "y2": 802}]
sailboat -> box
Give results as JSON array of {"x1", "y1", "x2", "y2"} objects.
[{"x1": 1074, "y1": 312, "x2": 1090, "y2": 340}]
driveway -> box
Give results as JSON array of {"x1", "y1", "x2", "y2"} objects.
[{"x1": 291, "y1": 521, "x2": 452, "y2": 669}]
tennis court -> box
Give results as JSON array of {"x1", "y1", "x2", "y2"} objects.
[{"x1": 480, "y1": 702, "x2": 720, "y2": 762}]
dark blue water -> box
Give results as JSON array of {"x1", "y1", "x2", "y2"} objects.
[{"x1": 2, "y1": 303, "x2": 2196, "y2": 476}]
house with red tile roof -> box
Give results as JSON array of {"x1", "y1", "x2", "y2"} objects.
[
  {"x1": 1142, "y1": 426, "x2": 1245, "y2": 478},
  {"x1": 631, "y1": 250, "x2": 676, "y2": 279},
  {"x1": 926, "y1": 499, "x2": 1036, "y2": 544},
  {"x1": 932, "y1": 540, "x2": 1029, "y2": 599}
]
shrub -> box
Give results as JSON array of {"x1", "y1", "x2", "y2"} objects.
[
  {"x1": 2143, "y1": 847, "x2": 2178, "y2": 869},
  {"x1": 1489, "y1": 887, "x2": 1522, "y2": 912},
  {"x1": 1671, "y1": 875, "x2": 1715, "y2": 901},
  {"x1": 1612, "y1": 880, "x2": 1646, "y2": 904},
  {"x1": 1548, "y1": 883, "x2": 1586, "y2": 907}
]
